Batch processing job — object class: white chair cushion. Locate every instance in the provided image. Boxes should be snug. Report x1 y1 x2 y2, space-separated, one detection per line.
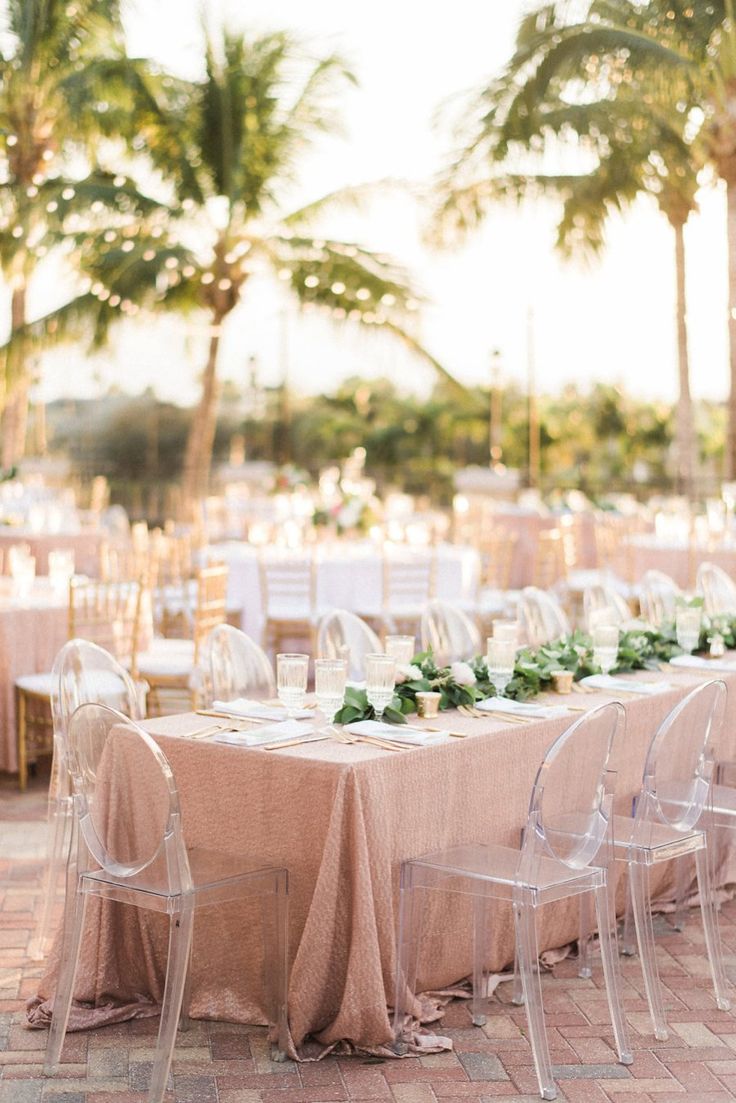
15 672 55 695
137 638 195 678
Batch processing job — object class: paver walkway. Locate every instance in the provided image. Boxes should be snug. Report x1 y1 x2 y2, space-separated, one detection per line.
2 773 736 1103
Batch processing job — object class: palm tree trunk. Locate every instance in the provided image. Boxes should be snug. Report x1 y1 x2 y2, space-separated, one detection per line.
673 219 695 497
181 317 223 519
727 180 736 480
1 284 28 471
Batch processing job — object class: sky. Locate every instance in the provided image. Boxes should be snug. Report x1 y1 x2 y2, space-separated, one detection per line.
34 0 731 407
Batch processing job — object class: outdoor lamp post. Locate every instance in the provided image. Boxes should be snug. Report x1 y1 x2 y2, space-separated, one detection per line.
489 348 503 467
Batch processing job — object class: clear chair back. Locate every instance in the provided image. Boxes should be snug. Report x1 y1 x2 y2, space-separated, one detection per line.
68 702 191 889
420 600 481 665
205 624 275 703
316 610 381 680
633 680 726 841
639 569 681 627
521 702 624 881
696 562 736 616
583 584 631 631
51 638 143 738
519 586 571 649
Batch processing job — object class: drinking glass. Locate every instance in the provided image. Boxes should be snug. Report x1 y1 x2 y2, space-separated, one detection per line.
11 551 35 603
365 653 396 720
486 637 517 697
592 625 619 674
384 636 415 664
276 653 309 716
48 549 75 597
315 658 347 724
675 606 702 655
492 621 520 646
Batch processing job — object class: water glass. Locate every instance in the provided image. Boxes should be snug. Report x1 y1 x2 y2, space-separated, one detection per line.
676 606 702 655
384 635 415 664
48 549 75 596
365 653 396 720
276 653 309 716
10 551 35 603
315 658 347 723
592 625 619 674
492 621 520 646
486 637 517 696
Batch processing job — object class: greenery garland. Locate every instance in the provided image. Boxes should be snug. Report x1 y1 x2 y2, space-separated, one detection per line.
333 613 733 725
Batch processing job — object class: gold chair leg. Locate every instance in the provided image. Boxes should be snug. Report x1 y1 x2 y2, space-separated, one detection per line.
16 688 27 792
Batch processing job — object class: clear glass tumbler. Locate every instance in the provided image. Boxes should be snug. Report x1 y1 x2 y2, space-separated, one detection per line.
675 606 702 655
315 658 348 724
365 653 397 720
276 653 309 716
592 624 620 674
384 636 415 664
486 637 517 697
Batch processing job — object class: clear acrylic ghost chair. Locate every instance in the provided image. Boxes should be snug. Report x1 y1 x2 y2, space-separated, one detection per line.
316 609 382 681
518 586 571 649
393 702 631 1101
420 600 481 666
29 638 143 962
203 623 276 706
45 703 289 1103
583 584 632 632
697 562 736 616
578 681 731 1041
639 570 682 627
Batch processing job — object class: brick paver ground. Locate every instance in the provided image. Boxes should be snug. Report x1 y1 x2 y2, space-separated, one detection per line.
3 773 736 1102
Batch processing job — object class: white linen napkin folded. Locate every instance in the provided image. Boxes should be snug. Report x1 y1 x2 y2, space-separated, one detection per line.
580 674 673 695
213 719 314 747
669 654 736 673
474 698 570 720
211 697 312 721
344 720 449 745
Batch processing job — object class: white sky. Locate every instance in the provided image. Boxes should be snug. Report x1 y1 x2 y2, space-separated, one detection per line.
35 0 730 406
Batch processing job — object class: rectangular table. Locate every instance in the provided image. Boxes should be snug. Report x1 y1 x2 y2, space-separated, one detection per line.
30 663 736 1056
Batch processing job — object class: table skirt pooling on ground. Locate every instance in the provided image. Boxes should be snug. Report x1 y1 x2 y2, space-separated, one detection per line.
30 664 736 1056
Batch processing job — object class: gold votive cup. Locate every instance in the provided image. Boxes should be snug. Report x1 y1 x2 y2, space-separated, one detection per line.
551 670 574 695
416 691 441 719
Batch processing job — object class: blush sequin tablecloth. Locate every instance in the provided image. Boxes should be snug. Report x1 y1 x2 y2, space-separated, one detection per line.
30 664 736 1055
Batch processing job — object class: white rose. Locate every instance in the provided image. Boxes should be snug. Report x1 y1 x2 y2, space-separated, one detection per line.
451 661 476 686
395 663 423 684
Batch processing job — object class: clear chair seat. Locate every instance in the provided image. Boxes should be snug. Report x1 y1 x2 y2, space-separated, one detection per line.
611 815 704 864
411 842 606 903
81 847 287 914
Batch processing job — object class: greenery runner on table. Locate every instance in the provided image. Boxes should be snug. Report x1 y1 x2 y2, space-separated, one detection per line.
333 613 733 725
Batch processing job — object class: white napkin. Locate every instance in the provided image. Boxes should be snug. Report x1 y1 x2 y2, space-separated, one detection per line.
211 697 312 721
669 654 736 673
213 719 314 747
344 720 449 745
579 675 673 695
474 698 570 719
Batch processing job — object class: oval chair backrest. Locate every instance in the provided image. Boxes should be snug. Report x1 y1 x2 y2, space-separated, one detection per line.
634 680 727 840
68 702 191 889
583 585 631 631
640 570 681 626
420 600 481 666
317 610 381 681
697 563 736 617
520 701 624 882
51 638 143 742
205 623 275 703
519 587 571 649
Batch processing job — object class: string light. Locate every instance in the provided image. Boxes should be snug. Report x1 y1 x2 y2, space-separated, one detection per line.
143 249 155 261
356 287 370 301
103 230 116 242
121 240 134 253
109 294 121 307
182 265 195 277
218 277 232 290
330 281 345 294
278 268 291 280
113 175 125 187
6 135 17 146
304 274 319 288
381 293 396 306
26 186 38 198
164 256 178 269
201 272 214 284
61 187 74 200
42 149 53 162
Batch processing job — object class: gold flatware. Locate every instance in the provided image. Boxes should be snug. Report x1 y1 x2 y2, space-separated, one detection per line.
186 722 227 739
262 734 328 751
483 711 534 725
195 708 267 723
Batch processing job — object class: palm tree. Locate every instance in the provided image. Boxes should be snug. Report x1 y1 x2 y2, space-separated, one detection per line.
55 28 467 517
0 0 141 468
459 0 736 476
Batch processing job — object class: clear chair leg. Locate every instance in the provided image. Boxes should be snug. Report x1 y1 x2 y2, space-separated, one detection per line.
629 859 668 1041
511 947 524 1006
672 856 690 933
178 938 194 1032
515 899 556 1101
147 905 194 1103
578 892 593 979
43 887 88 1075
621 872 636 957
392 873 423 1053
31 798 72 961
695 845 732 1012
261 871 290 1058
472 892 491 1026
594 883 633 1065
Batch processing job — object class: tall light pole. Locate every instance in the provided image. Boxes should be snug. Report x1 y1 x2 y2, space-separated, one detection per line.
527 307 540 488
489 348 503 467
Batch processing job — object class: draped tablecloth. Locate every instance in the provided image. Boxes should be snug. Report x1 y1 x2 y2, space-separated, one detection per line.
206 541 481 640
626 534 736 591
0 583 68 774
0 529 103 579
29 663 736 1054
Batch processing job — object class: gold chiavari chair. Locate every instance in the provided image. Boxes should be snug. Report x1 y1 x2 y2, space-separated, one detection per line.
476 528 519 633
532 529 567 590
259 551 318 654
15 577 146 790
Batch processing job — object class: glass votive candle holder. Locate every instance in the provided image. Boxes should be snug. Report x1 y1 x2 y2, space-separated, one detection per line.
415 691 441 719
492 621 520 645
384 635 415 664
